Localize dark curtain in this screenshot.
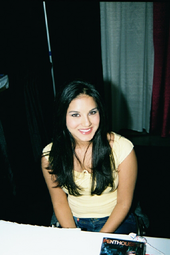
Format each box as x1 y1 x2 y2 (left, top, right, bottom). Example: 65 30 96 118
0 2 103 225
45 1 104 95
150 2 170 137
0 118 16 220
23 72 52 162
0 2 54 224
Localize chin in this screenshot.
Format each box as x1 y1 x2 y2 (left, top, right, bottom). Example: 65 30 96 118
77 134 94 143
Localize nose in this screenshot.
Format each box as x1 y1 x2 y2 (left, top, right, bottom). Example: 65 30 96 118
82 115 91 127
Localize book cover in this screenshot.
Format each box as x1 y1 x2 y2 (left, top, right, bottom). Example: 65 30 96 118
99 237 146 255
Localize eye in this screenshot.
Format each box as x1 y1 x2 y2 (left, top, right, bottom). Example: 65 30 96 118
71 113 80 117
89 109 98 115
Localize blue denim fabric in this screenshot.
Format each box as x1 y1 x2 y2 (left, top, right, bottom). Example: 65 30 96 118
51 212 137 234
73 216 109 232
73 213 137 234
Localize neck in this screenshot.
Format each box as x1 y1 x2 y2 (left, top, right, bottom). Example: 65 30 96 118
74 141 92 172
75 140 91 150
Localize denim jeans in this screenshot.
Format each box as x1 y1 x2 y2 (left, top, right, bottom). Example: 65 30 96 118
51 212 137 234
73 213 137 234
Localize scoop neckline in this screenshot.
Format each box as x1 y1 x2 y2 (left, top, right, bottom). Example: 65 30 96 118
74 169 91 175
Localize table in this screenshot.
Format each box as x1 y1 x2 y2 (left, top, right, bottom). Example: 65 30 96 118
0 220 169 255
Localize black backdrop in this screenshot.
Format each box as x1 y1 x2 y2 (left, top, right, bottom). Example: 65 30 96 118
45 1 104 94
0 2 103 226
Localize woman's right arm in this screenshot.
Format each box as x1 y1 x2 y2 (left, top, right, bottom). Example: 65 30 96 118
41 155 76 228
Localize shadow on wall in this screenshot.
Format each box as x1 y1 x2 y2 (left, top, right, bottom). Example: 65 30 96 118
102 80 132 133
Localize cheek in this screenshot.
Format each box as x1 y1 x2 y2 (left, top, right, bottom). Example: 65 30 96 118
66 117 78 130
94 114 100 126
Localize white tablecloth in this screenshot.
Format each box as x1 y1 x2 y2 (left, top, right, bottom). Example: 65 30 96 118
0 220 169 255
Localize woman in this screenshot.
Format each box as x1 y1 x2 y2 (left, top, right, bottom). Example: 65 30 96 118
41 80 137 233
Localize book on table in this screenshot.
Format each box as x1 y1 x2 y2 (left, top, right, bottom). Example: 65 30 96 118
99 237 146 255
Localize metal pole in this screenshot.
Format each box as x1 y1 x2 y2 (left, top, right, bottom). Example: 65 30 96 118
43 1 56 98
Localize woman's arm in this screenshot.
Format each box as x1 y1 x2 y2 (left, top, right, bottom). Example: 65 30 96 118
100 148 137 233
41 156 76 228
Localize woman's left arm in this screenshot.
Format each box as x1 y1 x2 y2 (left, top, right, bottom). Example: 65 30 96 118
100 148 138 233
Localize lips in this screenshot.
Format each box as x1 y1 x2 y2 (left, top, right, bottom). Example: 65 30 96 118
79 128 93 135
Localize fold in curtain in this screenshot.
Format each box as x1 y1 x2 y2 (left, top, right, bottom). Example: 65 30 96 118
24 74 49 162
150 2 170 137
100 2 154 133
0 118 16 219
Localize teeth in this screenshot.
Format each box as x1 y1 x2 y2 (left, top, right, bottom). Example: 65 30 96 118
79 129 91 132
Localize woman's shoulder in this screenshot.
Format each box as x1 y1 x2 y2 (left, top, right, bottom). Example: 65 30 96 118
109 132 134 166
42 142 53 160
108 132 133 147
42 142 53 153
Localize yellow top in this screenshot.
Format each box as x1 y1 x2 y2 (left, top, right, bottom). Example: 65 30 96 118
42 132 133 218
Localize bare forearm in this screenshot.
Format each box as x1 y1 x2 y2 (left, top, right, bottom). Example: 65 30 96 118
100 203 130 233
100 149 138 233
53 203 76 228
41 157 76 228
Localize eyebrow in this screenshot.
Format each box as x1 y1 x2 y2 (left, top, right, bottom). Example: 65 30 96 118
89 107 98 112
68 107 98 114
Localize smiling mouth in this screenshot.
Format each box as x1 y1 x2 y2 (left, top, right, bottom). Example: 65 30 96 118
79 128 93 135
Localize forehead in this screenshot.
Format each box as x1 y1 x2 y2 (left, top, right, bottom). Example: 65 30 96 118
67 95 97 110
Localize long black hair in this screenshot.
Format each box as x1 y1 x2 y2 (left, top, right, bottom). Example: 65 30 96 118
48 80 115 195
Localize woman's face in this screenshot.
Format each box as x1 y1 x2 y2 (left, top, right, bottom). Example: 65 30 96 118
66 94 100 144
